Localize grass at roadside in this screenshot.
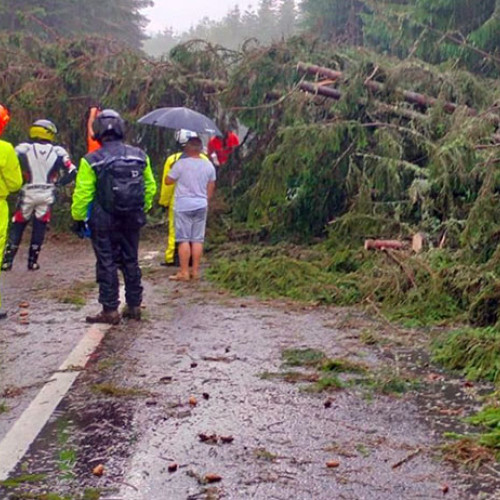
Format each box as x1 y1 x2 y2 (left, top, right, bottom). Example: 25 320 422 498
431 327 500 462
431 326 500 384
206 242 468 327
467 405 500 455
46 280 97 308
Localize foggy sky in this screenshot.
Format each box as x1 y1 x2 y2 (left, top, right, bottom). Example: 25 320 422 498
143 0 260 34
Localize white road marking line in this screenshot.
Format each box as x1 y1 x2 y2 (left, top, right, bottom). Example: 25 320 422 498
0 324 109 481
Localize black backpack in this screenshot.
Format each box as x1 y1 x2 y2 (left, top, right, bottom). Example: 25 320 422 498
90 146 146 215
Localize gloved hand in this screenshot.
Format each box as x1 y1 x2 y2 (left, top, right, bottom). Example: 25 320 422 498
71 220 90 239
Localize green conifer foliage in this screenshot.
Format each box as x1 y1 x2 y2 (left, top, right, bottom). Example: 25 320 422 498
299 0 500 76
362 0 500 75
0 0 152 48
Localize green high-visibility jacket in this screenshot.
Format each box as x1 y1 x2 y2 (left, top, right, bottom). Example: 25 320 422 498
71 151 157 221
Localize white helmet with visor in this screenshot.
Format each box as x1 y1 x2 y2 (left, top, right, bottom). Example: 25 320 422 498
174 129 198 146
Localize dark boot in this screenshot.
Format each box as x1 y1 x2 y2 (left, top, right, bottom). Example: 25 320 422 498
0 312 7 320
122 305 141 320
28 244 41 271
85 309 120 325
2 244 19 271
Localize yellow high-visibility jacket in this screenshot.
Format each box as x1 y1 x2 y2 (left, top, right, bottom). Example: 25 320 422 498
159 152 182 208
0 139 22 307
0 140 23 199
159 153 182 263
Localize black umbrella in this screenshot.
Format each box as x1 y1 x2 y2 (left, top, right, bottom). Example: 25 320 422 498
138 107 221 136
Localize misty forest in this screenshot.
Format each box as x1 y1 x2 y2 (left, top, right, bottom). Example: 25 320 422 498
1 0 500 498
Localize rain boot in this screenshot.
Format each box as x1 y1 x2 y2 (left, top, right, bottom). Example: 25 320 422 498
85 309 120 325
27 244 41 271
1 243 18 271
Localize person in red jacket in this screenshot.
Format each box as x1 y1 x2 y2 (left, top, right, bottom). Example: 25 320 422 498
207 130 239 167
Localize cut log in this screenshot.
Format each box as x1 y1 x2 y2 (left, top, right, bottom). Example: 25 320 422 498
372 101 429 122
298 61 478 117
299 81 342 100
364 239 405 251
297 62 343 81
365 82 474 116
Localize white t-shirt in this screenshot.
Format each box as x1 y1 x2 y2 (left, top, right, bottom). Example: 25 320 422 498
168 156 216 212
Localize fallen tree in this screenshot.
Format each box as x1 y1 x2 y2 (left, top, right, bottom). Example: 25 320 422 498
3 34 500 326
297 61 485 117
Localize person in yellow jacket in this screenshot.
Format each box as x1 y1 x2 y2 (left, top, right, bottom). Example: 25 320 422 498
0 104 23 319
72 109 157 324
159 129 208 265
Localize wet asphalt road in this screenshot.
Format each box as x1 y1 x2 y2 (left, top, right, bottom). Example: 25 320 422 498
0 236 98 443
0 236 499 499
112 281 481 500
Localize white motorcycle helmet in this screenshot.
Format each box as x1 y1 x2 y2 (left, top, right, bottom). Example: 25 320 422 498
175 129 198 146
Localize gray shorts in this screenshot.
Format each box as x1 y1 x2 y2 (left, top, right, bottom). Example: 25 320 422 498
175 208 208 243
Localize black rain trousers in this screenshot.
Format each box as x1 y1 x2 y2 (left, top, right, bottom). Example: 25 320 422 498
89 203 145 311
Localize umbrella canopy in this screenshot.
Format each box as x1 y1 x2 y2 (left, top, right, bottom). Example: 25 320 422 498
138 107 221 136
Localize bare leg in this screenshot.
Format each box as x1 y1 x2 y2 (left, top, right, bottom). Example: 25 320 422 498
178 242 191 278
191 242 203 278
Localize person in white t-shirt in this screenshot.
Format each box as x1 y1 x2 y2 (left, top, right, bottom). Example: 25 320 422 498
166 136 216 281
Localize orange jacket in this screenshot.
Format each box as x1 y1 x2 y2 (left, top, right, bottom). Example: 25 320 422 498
87 106 101 153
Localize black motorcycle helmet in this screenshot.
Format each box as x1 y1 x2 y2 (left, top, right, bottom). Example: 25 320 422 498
92 109 125 141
